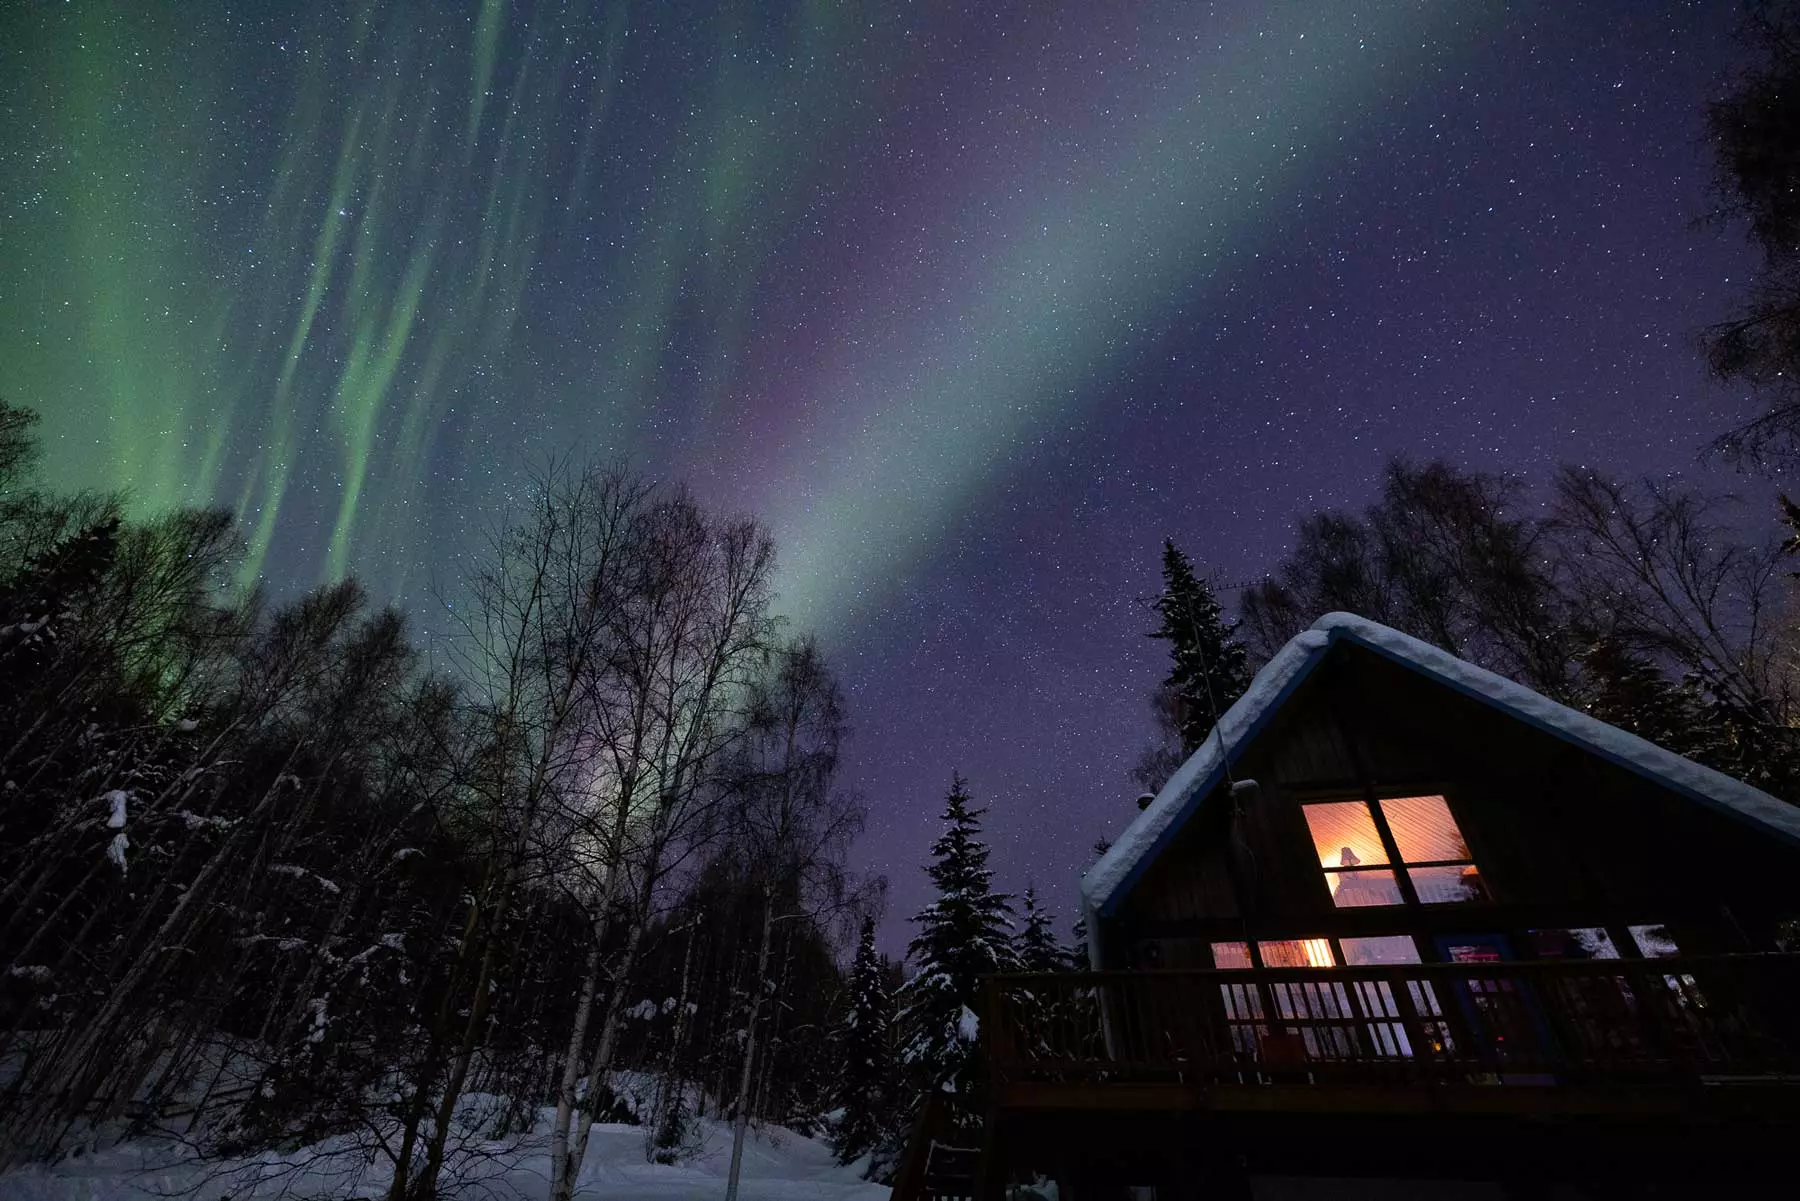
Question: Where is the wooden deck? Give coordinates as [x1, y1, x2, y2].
[982, 954, 1800, 1118]
[892, 957, 1800, 1198]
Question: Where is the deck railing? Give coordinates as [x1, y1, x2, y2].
[983, 954, 1800, 1096]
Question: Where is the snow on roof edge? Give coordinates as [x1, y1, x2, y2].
[1080, 611, 1800, 956]
[1079, 627, 1332, 938]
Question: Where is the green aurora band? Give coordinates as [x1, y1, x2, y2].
[0, 0, 1479, 631]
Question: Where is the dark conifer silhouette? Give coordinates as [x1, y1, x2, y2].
[899, 775, 1015, 1131]
[1149, 539, 1250, 756]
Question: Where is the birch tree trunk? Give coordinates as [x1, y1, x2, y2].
[723, 888, 776, 1201]
[649, 914, 700, 1160]
[547, 775, 636, 1201]
[550, 913, 648, 1201]
[547, 937, 606, 1201]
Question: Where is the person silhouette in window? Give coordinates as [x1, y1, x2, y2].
[1331, 845, 1393, 906]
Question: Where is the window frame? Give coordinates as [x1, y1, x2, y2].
[1299, 788, 1489, 910]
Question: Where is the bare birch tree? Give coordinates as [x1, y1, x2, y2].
[547, 486, 776, 1201]
[721, 638, 865, 1201]
[387, 461, 652, 1201]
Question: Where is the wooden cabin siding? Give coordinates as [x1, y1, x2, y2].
[1105, 642, 1800, 969]
[1125, 805, 1239, 927]
[1266, 699, 1358, 787]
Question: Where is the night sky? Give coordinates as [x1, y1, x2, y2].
[0, 1, 1767, 951]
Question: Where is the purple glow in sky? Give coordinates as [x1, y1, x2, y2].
[0, 1, 1770, 952]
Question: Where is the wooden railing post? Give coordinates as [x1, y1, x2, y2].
[983, 975, 1010, 1084]
[1429, 964, 1490, 1077]
[1385, 966, 1437, 1088]
[979, 975, 1007, 1201]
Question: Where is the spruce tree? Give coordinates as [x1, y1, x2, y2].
[1581, 638, 1714, 761]
[1150, 539, 1250, 756]
[1580, 637, 1800, 799]
[0, 514, 120, 672]
[834, 915, 895, 1171]
[1706, 1, 1800, 463]
[1067, 837, 1109, 967]
[900, 774, 1015, 1130]
[1017, 885, 1067, 974]
[1069, 914, 1090, 970]
[1012, 887, 1073, 1063]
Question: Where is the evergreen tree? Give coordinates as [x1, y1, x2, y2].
[1069, 914, 1090, 970]
[0, 514, 120, 671]
[1581, 638, 1716, 762]
[1016, 885, 1067, 974]
[0, 397, 39, 489]
[1696, 679, 1800, 802]
[1067, 837, 1110, 968]
[899, 774, 1015, 1130]
[834, 915, 895, 1171]
[1150, 539, 1250, 756]
[1706, 1, 1800, 463]
[1580, 636, 1800, 799]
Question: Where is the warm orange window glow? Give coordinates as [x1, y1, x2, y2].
[1302, 801, 1390, 869]
[1409, 864, 1486, 904]
[1258, 938, 1337, 968]
[1379, 795, 1470, 862]
[1327, 869, 1405, 907]
[1302, 794, 1486, 907]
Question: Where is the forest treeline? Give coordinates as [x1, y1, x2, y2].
[1133, 460, 1800, 805]
[0, 409, 897, 1199]
[0, 394, 1070, 1194]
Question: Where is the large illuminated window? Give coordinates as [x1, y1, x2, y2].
[1302, 794, 1485, 907]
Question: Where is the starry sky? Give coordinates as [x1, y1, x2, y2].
[0, 0, 1767, 951]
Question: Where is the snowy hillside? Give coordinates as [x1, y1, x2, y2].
[0, 1109, 891, 1201]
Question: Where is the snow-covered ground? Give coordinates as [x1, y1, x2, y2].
[0, 1109, 892, 1201]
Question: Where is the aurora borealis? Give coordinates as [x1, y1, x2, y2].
[0, 1, 1763, 940]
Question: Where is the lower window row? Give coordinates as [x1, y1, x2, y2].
[1211, 924, 1683, 970]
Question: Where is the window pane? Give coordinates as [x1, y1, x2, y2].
[1326, 868, 1404, 908]
[1444, 941, 1503, 964]
[1530, 927, 1619, 960]
[1258, 938, 1336, 968]
[1380, 795, 1471, 863]
[1407, 864, 1486, 904]
[1341, 935, 1422, 966]
[1211, 940, 1253, 969]
[1629, 924, 1681, 958]
[1303, 801, 1389, 869]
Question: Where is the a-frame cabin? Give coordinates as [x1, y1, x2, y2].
[923, 613, 1800, 1200]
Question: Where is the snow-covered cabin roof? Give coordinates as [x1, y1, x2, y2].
[1080, 611, 1800, 959]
